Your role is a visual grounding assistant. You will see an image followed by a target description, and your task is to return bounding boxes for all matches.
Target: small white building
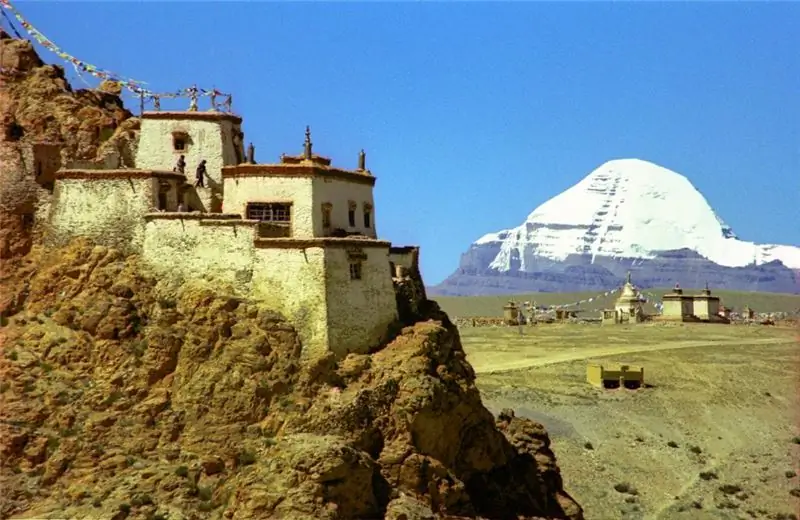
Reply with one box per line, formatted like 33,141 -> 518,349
46,109 -> 421,359
602,272 -> 644,324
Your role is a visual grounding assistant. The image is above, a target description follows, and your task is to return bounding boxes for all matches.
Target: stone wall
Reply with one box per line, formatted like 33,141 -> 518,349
48,175 -> 158,252
135,113 -> 242,212
141,215 -> 398,358
223,176 -> 314,236
661,295 -> 696,319
452,317 -> 509,328
692,297 -> 721,320
222,175 -> 378,239
324,243 -> 398,356
312,177 -> 376,237
389,246 -> 417,275
692,298 -> 708,319
142,216 -> 328,354
141,214 -> 258,293
681,297 -> 694,316
252,245 -> 329,358
707,297 -> 720,317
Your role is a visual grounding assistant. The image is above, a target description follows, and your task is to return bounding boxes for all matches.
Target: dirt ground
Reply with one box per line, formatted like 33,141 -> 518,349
461,322 -> 800,520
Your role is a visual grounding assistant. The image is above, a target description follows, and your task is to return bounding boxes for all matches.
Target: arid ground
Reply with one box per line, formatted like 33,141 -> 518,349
459,323 -> 800,520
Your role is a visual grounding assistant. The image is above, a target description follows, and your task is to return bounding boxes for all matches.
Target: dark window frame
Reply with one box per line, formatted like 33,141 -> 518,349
246,202 -> 292,223
349,262 -> 362,280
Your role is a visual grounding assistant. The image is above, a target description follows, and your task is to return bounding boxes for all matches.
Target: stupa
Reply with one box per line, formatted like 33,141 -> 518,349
602,272 -> 644,324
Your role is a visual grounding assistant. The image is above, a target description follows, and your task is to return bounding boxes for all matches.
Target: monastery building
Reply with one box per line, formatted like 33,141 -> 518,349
45,109 -> 423,358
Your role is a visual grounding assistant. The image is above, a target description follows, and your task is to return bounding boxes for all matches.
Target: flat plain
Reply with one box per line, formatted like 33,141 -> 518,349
458,322 -> 800,520
435,288 -> 800,318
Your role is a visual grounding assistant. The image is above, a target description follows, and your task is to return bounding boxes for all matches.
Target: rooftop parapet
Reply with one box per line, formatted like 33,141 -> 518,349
56,169 -> 187,181
222,161 -> 375,186
222,126 -> 374,185
140,111 -> 243,125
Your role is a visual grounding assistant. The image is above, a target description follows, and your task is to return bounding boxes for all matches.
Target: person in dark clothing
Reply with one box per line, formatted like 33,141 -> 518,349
195,160 -> 207,188
174,155 -> 186,174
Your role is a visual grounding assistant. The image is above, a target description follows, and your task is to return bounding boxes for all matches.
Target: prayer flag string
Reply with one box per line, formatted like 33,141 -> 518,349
0,0 -> 233,111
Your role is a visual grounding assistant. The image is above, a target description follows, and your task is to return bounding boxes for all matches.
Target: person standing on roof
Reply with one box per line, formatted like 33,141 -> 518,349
195,159 -> 207,188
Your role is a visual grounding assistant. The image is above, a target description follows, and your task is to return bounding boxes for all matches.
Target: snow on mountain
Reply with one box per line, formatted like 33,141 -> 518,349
474,159 -> 800,272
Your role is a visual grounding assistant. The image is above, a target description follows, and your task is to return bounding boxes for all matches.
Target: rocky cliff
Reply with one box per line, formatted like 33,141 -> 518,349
0,32 -> 582,520
431,159 -> 800,296
0,29 -> 139,260
0,240 -> 583,520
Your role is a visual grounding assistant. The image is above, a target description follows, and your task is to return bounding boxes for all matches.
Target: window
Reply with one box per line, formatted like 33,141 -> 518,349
247,202 -> 292,222
321,203 -> 332,229
248,202 -> 292,238
172,132 -> 189,152
363,203 -> 373,228
348,201 -> 357,227
349,262 -> 362,280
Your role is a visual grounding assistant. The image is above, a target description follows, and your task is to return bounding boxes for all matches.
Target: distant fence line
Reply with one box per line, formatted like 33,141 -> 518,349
452,316 -> 602,328
453,317 -> 507,328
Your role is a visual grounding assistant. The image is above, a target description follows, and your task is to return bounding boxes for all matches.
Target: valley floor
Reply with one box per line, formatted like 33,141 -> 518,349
461,323 -> 800,520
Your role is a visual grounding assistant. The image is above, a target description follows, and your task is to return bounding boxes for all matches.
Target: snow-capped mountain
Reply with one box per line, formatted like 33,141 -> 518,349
431,159 -> 800,296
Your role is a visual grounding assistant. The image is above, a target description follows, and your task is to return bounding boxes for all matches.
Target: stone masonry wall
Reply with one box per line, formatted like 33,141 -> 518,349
141,216 -> 334,357
222,175 -> 378,239
312,177 -> 376,237
324,245 -> 398,356
223,176 -> 314,236
660,299 -> 682,319
135,116 -> 241,212
141,215 -> 257,293
251,246 -> 330,358
47,177 -> 155,252
389,249 -> 416,275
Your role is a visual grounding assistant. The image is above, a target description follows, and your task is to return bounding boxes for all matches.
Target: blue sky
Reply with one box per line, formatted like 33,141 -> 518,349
7,1 -> 799,284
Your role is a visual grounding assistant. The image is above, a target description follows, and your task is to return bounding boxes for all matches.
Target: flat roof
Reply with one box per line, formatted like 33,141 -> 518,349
223,163 -> 376,187
141,111 -> 243,125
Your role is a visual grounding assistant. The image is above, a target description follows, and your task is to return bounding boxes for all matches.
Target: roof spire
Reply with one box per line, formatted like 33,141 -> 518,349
304,126 -> 313,159
358,149 -> 366,171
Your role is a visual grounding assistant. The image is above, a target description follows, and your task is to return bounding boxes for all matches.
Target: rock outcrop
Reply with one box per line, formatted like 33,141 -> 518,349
0,30 -> 139,260
0,31 -> 583,519
0,240 -> 583,519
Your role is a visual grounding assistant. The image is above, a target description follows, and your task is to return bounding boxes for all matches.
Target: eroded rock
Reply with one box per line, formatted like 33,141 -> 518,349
0,240 -> 583,519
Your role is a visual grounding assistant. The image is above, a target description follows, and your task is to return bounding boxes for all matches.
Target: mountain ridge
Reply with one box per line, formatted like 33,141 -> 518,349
431,159 -> 800,296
